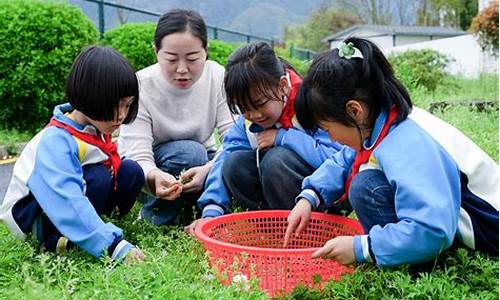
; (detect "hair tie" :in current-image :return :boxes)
[338,42,363,59]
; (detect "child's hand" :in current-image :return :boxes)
[284,199,312,247]
[312,236,355,265]
[180,163,212,193]
[123,247,145,265]
[153,170,182,200]
[257,128,278,149]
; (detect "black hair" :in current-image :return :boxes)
[65,45,139,124]
[154,9,208,51]
[295,37,412,131]
[224,41,298,114]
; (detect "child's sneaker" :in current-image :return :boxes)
[41,236,73,254]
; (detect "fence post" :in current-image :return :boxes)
[289,45,294,58]
[270,38,274,48]
[98,0,105,38]
[246,35,251,43]
[213,27,218,40]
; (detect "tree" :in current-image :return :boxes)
[284,5,359,51]
[470,0,499,53]
[417,0,478,29]
[338,0,392,24]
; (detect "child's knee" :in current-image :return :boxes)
[349,169,393,209]
[221,151,247,183]
[83,164,114,193]
[260,147,308,181]
[260,147,294,174]
[118,159,145,189]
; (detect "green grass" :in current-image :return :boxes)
[411,74,499,108]
[0,128,32,155]
[0,74,498,299]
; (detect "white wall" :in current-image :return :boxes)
[385,34,498,78]
[395,35,431,46]
[330,35,393,49]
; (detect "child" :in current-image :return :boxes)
[0,46,145,263]
[285,37,499,267]
[187,42,354,231]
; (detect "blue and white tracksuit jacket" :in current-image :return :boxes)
[0,104,135,260]
[301,107,499,266]
[198,116,355,218]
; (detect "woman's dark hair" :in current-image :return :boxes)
[224,41,297,114]
[154,9,207,51]
[66,45,139,124]
[295,37,412,131]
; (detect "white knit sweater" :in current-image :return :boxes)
[118,60,234,178]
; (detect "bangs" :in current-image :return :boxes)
[295,80,335,131]
[224,61,280,114]
[67,46,139,123]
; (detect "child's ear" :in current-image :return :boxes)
[279,75,291,95]
[345,100,368,123]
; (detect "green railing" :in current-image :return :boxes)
[83,0,274,47]
[289,45,317,61]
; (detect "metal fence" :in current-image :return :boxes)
[289,45,317,61]
[83,0,274,47]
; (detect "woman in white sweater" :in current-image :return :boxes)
[118,9,233,225]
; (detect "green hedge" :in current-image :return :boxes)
[102,22,236,70]
[101,22,157,72]
[0,0,98,132]
[388,49,450,92]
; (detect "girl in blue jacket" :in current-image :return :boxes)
[0,46,145,263]
[285,37,498,267]
[187,42,354,231]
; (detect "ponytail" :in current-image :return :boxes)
[295,37,412,131]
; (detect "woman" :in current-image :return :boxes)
[118,9,234,226]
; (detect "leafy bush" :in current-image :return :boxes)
[0,0,98,132]
[470,0,499,53]
[102,22,236,68]
[208,40,236,66]
[101,22,157,72]
[274,46,311,76]
[388,49,450,92]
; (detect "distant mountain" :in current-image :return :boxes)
[69,0,324,39]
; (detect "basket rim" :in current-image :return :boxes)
[194,210,363,255]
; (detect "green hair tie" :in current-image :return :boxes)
[338,42,356,59]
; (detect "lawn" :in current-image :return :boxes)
[0,74,498,299]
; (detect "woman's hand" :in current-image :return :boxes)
[312,236,356,266]
[147,169,182,200]
[180,162,212,193]
[283,199,312,247]
[257,128,278,149]
[123,247,145,265]
[184,218,206,235]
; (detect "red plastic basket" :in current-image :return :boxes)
[194,210,364,297]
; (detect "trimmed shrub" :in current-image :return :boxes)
[101,22,157,72]
[0,0,98,132]
[207,40,235,66]
[102,22,236,69]
[388,49,450,92]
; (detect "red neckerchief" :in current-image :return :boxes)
[48,118,121,189]
[278,68,302,129]
[337,106,398,203]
